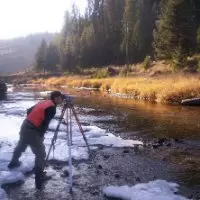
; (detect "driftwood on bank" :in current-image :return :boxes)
[181,98,200,106]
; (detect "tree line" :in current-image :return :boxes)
[35,0,200,73]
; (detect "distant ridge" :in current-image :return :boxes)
[0,33,55,74]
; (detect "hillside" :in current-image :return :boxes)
[0,33,54,74]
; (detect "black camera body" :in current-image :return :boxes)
[63,94,73,107]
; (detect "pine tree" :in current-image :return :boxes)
[80,24,95,67]
[197,26,200,52]
[137,0,155,59]
[194,0,200,25]
[60,6,81,71]
[34,39,47,74]
[50,0,199,71]
[122,0,137,64]
[46,43,59,72]
[153,0,196,63]
[122,0,155,63]
[104,0,125,64]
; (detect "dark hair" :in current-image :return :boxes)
[50,91,63,100]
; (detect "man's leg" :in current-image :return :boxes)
[29,134,48,189]
[8,122,28,169]
[29,134,46,170]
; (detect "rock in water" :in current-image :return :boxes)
[61,169,69,177]
[0,81,7,100]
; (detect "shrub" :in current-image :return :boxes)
[172,47,186,70]
[91,69,109,79]
[119,66,131,76]
[142,56,151,70]
[197,61,200,72]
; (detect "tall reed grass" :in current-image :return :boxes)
[32,74,200,104]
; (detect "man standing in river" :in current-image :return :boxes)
[8,91,63,189]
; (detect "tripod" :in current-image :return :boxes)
[45,95,93,193]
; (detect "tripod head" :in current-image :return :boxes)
[62,94,73,108]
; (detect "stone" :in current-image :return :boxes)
[123,149,130,154]
[104,171,108,175]
[152,143,159,149]
[103,155,110,160]
[136,177,141,182]
[61,169,69,177]
[114,173,120,179]
[98,164,103,170]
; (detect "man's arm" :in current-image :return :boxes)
[27,106,35,115]
[40,106,56,137]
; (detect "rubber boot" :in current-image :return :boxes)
[8,161,21,169]
[35,167,43,190]
[35,168,51,190]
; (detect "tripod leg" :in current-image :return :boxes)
[66,107,73,192]
[71,105,99,173]
[71,105,91,154]
[45,107,67,163]
[70,108,72,145]
[66,108,69,146]
[45,131,57,163]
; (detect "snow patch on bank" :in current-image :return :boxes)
[103,180,189,200]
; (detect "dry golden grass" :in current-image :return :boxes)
[32,74,200,104]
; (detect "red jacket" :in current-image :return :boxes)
[27,100,56,135]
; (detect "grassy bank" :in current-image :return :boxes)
[32,74,200,104]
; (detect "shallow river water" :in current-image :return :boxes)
[0,84,199,200]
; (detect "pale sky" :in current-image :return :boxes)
[0,0,87,39]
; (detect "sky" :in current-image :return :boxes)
[0,0,87,39]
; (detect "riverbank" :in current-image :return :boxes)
[5,146,197,200]
[31,74,200,104]
[1,61,200,104]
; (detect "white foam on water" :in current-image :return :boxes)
[103,180,190,200]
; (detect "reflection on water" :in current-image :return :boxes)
[75,94,200,140]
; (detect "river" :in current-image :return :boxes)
[0,84,199,200]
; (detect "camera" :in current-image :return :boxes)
[62,94,73,107]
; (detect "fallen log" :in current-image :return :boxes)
[181,98,200,106]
